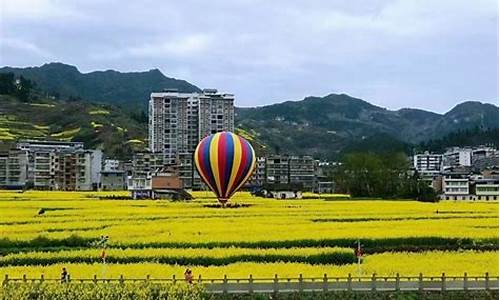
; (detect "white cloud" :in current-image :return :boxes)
[0,0,82,20]
[0,37,52,58]
[127,34,213,57]
[0,0,497,111]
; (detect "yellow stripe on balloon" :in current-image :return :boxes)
[231,145,257,198]
[225,133,242,198]
[209,133,223,197]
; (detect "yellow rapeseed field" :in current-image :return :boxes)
[0,191,497,279]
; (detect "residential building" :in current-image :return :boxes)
[255,155,317,191]
[15,140,101,191]
[103,159,121,171]
[315,181,335,194]
[289,156,315,189]
[441,172,471,200]
[131,152,165,178]
[0,149,28,189]
[471,176,499,201]
[269,190,303,199]
[17,140,84,152]
[248,157,266,187]
[443,147,472,169]
[198,89,235,137]
[148,88,234,189]
[101,171,126,191]
[53,150,101,191]
[128,166,190,200]
[265,155,290,185]
[413,152,443,175]
[471,147,499,172]
[100,159,126,191]
[313,161,337,193]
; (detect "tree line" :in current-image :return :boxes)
[418,126,498,153]
[333,152,436,200]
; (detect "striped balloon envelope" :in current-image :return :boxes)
[194,131,256,205]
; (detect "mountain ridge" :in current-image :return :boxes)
[0,62,201,108]
[235,94,498,158]
[0,62,497,159]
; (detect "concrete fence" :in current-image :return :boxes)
[3,273,498,294]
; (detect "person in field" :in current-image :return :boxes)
[184,268,193,284]
[60,267,69,283]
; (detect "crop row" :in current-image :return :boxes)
[0,282,203,300]
[1,283,498,300]
[0,247,356,267]
[0,235,497,254]
[311,215,496,222]
[0,251,497,279]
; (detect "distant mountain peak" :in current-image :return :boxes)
[40,62,79,72]
[449,100,498,110]
[0,62,201,108]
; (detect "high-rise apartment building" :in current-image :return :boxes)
[148,89,234,189]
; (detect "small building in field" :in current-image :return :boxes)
[270,190,303,199]
[128,167,192,200]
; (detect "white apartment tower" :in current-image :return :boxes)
[148,89,235,188]
[413,152,443,175]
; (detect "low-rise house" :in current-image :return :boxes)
[0,149,28,189]
[270,190,302,199]
[314,179,335,194]
[100,170,126,191]
[128,167,191,200]
[441,171,471,200]
[13,140,101,191]
[471,176,499,201]
[443,148,472,168]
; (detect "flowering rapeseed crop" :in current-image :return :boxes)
[0,191,497,279]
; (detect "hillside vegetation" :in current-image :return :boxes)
[1,63,498,159]
[236,94,499,159]
[0,96,146,159]
[0,62,200,109]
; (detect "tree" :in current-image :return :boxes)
[130,110,148,124]
[0,73,15,95]
[334,152,423,199]
[14,76,33,102]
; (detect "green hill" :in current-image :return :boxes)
[1,63,497,160]
[0,94,146,159]
[0,62,200,109]
[235,94,498,159]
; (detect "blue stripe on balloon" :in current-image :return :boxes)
[202,134,217,193]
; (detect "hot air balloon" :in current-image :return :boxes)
[194,131,256,205]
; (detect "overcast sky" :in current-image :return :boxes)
[0,0,498,112]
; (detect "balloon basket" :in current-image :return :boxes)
[218,199,228,208]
